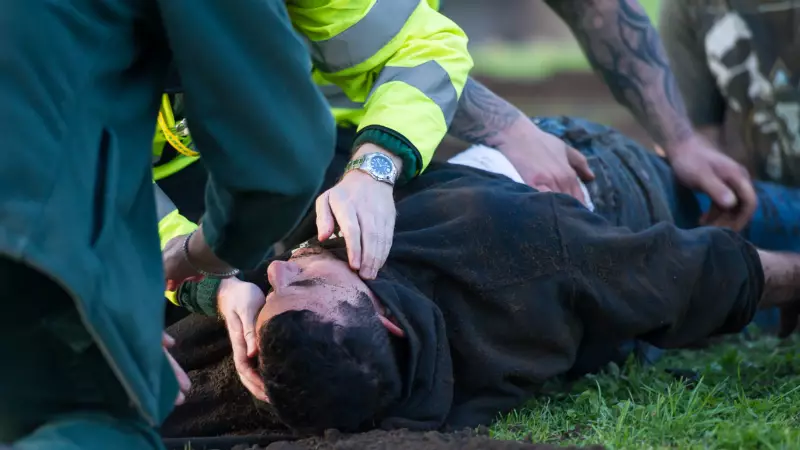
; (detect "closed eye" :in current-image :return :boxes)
[287,278,323,288]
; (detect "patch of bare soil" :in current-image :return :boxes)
[166,428,605,450]
[258,428,602,450]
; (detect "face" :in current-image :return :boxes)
[255,247,405,339]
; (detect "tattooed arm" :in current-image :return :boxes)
[448,77,524,147]
[544,0,694,151]
[448,77,595,201]
[545,0,757,233]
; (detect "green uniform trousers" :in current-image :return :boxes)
[0,257,163,449]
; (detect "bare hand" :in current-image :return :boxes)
[162,332,191,405]
[218,277,269,401]
[162,234,203,292]
[497,121,594,203]
[667,134,757,231]
[316,144,398,280]
[163,227,236,291]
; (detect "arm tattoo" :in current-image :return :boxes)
[448,77,523,147]
[545,0,693,148]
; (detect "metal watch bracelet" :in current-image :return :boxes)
[181,230,240,279]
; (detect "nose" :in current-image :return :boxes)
[267,260,302,291]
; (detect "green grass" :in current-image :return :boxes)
[470,41,590,80]
[470,0,663,80]
[490,332,800,449]
[180,331,800,449]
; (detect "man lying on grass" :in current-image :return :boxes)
[167,116,800,436]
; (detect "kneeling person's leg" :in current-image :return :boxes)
[0,258,162,449]
[14,413,160,450]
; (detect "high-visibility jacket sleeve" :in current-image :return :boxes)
[289,0,473,177]
[154,183,198,306]
[157,0,334,270]
[154,183,198,251]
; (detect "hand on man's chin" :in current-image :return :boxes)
[315,143,400,280]
[218,278,269,401]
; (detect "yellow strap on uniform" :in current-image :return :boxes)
[165,290,179,306]
[157,94,199,158]
[153,155,200,181]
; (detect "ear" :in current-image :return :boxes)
[379,315,406,338]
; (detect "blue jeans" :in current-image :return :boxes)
[534,116,800,366]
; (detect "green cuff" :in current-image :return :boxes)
[176,278,223,317]
[352,127,421,184]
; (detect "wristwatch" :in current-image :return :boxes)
[344,152,399,186]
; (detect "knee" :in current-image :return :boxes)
[13,413,163,450]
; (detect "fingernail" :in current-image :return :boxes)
[722,193,736,207]
[176,392,185,405]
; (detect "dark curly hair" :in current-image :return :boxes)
[257,291,402,434]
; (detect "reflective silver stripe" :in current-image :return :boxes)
[319,84,364,110]
[309,0,420,73]
[367,60,459,123]
[154,184,178,221]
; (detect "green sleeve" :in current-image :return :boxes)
[352,127,420,184]
[659,1,726,127]
[176,278,222,317]
[157,0,335,270]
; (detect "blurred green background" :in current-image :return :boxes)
[468,0,662,79]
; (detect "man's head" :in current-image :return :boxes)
[256,246,405,434]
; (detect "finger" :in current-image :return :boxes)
[559,176,587,206]
[567,148,595,181]
[166,273,203,292]
[698,174,737,210]
[315,192,336,241]
[238,364,269,402]
[232,348,268,401]
[724,170,757,232]
[244,328,258,359]
[164,349,191,397]
[335,204,362,271]
[532,182,554,194]
[544,169,584,205]
[699,206,723,227]
[702,205,739,230]
[379,216,395,277]
[229,316,267,399]
[162,332,175,348]
[242,295,267,359]
[358,214,380,279]
[362,215,393,280]
[225,314,251,373]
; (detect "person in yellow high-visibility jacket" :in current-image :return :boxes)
[154,0,473,301]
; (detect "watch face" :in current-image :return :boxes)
[369,154,394,178]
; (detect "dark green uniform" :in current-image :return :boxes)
[0,1,334,448]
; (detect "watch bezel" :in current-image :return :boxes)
[353,152,398,185]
